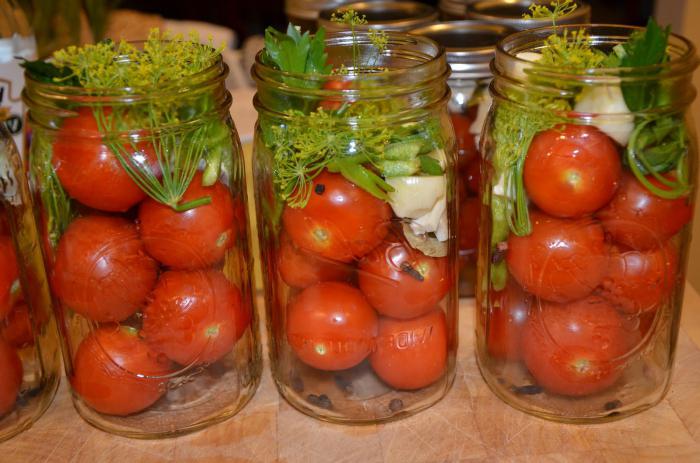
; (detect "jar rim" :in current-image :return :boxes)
[318,1,439,32]
[253,30,446,84]
[467,0,590,30]
[495,24,699,82]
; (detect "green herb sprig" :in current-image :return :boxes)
[523,0,577,25]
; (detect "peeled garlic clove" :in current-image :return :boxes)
[386,176,446,219]
[574,85,634,146]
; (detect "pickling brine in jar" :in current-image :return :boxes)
[252,17,457,423]
[477,19,698,422]
[20,31,260,438]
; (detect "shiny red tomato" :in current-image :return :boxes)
[139,172,236,269]
[459,196,480,252]
[52,215,158,322]
[283,171,392,263]
[522,296,636,396]
[2,303,33,348]
[463,156,481,195]
[600,243,678,315]
[0,340,22,415]
[52,107,158,212]
[370,309,448,390]
[142,270,250,366]
[487,280,531,361]
[318,80,351,111]
[0,235,19,319]
[278,234,352,288]
[524,124,621,218]
[451,112,478,166]
[287,281,378,371]
[72,325,172,416]
[506,211,609,303]
[358,241,450,319]
[597,172,692,250]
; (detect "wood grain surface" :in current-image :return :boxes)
[2,285,700,463]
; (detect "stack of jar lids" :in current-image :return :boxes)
[319,1,439,32]
[410,21,513,80]
[466,0,591,30]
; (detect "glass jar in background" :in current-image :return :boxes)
[477,24,698,422]
[319,1,438,32]
[0,123,60,442]
[286,0,392,32]
[0,0,36,155]
[252,30,457,423]
[410,21,512,297]
[21,36,261,438]
[438,0,476,20]
[466,0,590,30]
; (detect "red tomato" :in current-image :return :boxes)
[451,112,478,166]
[2,303,33,348]
[487,280,531,361]
[459,196,480,252]
[278,234,352,288]
[522,296,636,396]
[463,156,481,196]
[0,235,19,319]
[0,340,22,415]
[72,325,171,416]
[287,281,378,371]
[52,216,158,323]
[524,124,621,218]
[506,211,609,303]
[597,172,692,250]
[370,309,448,390]
[283,171,391,263]
[139,172,236,269]
[52,107,158,212]
[358,241,450,319]
[318,80,351,111]
[142,270,250,366]
[599,243,678,315]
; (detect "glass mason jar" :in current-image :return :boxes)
[410,21,511,297]
[22,50,261,438]
[466,0,590,30]
[252,31,458,423]
[285,0,387,32]
[0,124,60,442]
[318,1,438,32]
[476,25,698,422]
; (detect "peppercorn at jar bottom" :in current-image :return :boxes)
[21,30,261,438]
[476,18,698,422]
[253,20,458,423]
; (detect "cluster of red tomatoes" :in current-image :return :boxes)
[452,110,482,292]
[489,123,690,397]
[47,108,250,416]
[0,220,32,417]
[278,170,451,391]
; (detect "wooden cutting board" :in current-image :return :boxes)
[3,285,700,463]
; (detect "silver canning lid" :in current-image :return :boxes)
[285,0,382,21]
[410,21,513,79]
[438,0,479,18]
[466,0,591,30]
[319,1,440,32]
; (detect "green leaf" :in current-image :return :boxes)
[19,59,80,86]
[418,155,444,175]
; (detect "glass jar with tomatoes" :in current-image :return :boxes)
[477,22,698,422]
[19,31,261,438]
[0,125,61,442]
[252,21,458,423]
[410,21,512,297]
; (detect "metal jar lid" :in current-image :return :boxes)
[285,0,377,21]
[466,0,591,30]
[438,0,478,18]
[319,1,440,32]
[410,21,513,79]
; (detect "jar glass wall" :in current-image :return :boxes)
[0,126,60,442]
[21,44,261,438]
[476,24,698,422]
[252,31,458,423]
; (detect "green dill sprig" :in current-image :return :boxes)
[538,28,607,70]
[523,0,577,25]
[332,9,367,71]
